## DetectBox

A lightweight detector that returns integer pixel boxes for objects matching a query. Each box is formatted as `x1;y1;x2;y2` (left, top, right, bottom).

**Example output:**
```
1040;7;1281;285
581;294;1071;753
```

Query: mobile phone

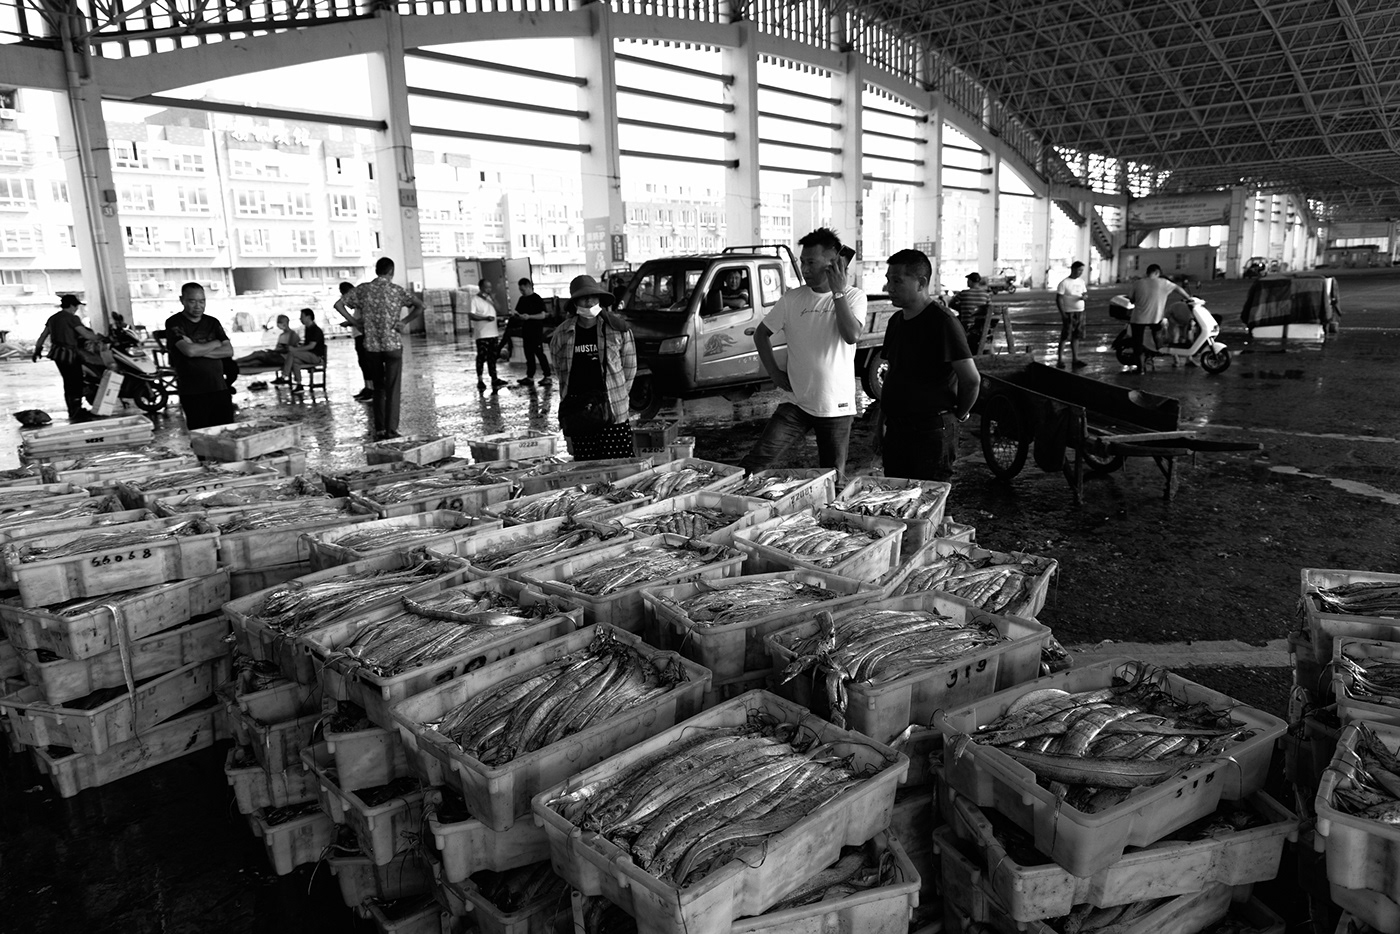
838;245;856;262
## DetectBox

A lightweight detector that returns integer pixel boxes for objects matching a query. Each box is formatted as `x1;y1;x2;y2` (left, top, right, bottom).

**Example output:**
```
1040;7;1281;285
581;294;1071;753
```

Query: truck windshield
620;262;708;313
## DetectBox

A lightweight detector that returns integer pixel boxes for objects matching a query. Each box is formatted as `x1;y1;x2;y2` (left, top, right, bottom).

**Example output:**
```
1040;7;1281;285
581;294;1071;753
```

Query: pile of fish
365;470;513;505
470;522;627;572
547;718;866;886
1331;723;1400;822
429;628;689;765
1312;580;1400;619
369;435;445;452
44;449;183;473
469;862;568;912
211;421;292;440
214;501;349;533
326;589;560;678
0;464;44;482
555;541;732;596
329;524;455;553
831;482;945;521
495;484;647;525
128;467;256;493
962;664;1256;812
746;513;882;569
249;555;462;635
0;498;123;528
886;550;1055;616
619;506;735;539
155;477;324;512
326;462;429;488
659;577;848;628
778;608;1005;725
7;517;214;563
623;466;730;500
1337;649;1400;708
731;474;819;501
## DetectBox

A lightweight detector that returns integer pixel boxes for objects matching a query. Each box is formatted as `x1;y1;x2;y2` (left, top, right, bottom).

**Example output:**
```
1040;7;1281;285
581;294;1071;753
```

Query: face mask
576;305;600;320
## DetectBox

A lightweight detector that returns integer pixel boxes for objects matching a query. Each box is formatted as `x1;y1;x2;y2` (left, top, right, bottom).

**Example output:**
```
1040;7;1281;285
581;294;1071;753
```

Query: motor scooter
1108;294;1232;373
80;327;173;414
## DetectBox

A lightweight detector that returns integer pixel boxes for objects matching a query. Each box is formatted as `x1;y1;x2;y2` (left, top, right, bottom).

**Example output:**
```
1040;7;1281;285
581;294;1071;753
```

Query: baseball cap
59;294;84;309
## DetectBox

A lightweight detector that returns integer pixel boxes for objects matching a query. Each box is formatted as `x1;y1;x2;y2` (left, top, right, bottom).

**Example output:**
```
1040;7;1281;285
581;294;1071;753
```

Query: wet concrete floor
1;273;1397;932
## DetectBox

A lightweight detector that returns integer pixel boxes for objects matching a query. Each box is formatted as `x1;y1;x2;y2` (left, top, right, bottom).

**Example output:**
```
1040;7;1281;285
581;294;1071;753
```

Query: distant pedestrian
31;293;101;422
164;282;236;430
470;279;506;392
1055;261;1088;368
514;277;552;385
334;280;374;401
282;308;325;394
877;250;980;481
549;275;636;459
739;227;865;484
341;257;426;439
952;273;993;351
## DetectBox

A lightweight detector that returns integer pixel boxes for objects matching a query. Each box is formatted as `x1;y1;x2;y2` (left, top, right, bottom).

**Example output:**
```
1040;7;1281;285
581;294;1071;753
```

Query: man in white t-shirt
471;278;506;392
1055;261;1089;369
739;227;867;483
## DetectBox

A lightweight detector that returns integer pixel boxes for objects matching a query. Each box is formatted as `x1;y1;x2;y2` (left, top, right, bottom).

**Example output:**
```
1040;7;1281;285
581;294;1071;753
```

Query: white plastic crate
1315;721;1400;932
606;490;775;547
247;805;336;876
730;507;904;582
304;511;500;571
304;742;427;866
1334;638;1400;727
424;788;552;884
1301;568;1400;662
831;475;951;553
878;538;1058;621
224;745;319;814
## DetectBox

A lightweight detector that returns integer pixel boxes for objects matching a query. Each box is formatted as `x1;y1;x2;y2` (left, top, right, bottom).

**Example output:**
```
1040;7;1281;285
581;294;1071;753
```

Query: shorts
1059;311;1085;340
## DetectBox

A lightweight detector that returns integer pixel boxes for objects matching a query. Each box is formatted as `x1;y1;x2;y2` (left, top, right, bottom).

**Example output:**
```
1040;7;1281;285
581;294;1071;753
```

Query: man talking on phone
740;227;866;484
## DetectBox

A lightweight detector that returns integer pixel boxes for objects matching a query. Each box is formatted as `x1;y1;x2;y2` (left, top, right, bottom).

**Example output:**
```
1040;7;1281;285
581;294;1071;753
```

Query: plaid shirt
345;276;414;352
549;315;637;423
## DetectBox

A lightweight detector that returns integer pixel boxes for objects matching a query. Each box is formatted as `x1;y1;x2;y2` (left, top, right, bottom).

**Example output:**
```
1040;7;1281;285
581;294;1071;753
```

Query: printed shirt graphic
346;277;413;352
760;285;865;417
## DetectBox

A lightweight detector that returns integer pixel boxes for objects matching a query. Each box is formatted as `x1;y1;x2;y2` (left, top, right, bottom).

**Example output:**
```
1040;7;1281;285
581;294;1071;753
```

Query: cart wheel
1200;347;1231;373
980;396;1028;481
1082;451;1125;473
861;352;887;400
134;382;168;414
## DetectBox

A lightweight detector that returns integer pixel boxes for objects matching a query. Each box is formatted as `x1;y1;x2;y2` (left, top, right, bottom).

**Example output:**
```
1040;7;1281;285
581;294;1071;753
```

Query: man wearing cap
341;257;426;439
32;294;102;422
549;275;637;459
164;282;236;430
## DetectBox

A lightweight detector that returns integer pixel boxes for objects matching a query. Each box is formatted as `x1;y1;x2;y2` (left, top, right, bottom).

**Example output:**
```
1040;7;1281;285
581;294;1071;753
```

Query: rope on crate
103;601;149;756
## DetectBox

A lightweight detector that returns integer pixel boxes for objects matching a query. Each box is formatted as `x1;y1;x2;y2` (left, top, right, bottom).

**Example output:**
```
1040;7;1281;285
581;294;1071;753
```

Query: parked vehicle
1243;256;1270;278
82;324;172;413
982;267;1019;295
1107;294;1232;373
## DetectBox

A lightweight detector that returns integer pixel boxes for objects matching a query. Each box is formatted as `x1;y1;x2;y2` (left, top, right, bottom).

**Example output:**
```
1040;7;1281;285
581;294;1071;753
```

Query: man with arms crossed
164;282;235;430
877;249;980;481
739;227;865;484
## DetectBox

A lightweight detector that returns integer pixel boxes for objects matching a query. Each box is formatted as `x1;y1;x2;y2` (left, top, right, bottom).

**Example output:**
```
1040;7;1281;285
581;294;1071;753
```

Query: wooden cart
976;362;1260;504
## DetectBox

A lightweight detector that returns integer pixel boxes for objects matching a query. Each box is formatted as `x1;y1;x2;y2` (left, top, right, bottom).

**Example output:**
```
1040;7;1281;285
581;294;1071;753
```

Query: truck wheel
861;353;888;401
1005;284;1017;294
629;375;663;420
980;396;1028;481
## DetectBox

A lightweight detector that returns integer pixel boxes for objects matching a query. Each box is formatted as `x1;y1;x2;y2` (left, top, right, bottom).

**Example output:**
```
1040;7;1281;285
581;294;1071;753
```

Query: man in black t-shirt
164;282;235;430
877;249;981;481
282;308;326;393
513;277;552;385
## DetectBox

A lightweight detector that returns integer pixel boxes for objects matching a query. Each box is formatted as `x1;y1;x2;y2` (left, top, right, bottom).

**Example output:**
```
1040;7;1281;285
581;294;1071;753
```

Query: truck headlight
658;336;689;354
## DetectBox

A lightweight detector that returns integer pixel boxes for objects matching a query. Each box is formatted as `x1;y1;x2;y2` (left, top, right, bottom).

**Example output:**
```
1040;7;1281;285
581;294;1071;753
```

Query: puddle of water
1269;465;1400;505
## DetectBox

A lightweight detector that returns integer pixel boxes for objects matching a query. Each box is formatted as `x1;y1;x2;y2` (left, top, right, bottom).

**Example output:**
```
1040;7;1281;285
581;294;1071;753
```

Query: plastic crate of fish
303;742;427;865
530;689;909;934
936;826;1246;934
831;475;952;553
41;453;199;487
878;538;1058;621
227;669;323;724
1;655;226;755
764;592;1051;744
228;560;313;600
330;851;436;917
730;507;905;583
0;570;229;660
3;515;222;608
322;462;442;498
1301;568;1400;662
305;511;501;571
224;700;321;773
0;482;90;515
189;420;304;462
483;485;653;529
521;534;746;631
225;745;320;814
366;434;458;467
247;804;337;875
433;860;572;934
320;716;416;792
467;430;564;464
641;569;875;682
16;615;229;704
610;457;748;500
351;474;515;520
0;640;18;680
932;658;1288;878
1334;638;1400;727
605;490;775;548
425;789;554;883
518;457;655;497
366;896;454;934
0;502;148;546
454;517;634;583
31;701;224;799
701;669;773;710
209;499;378;571
1313;720;1400;932
945;787;1297;922
391;623;710;832
727;468;837;515
115;468;283;511
213;448;308;479
298;578;582;729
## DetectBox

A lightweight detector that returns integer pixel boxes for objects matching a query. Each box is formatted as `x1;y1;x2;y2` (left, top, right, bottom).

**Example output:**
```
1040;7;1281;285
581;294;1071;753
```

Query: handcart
976;362;1260;504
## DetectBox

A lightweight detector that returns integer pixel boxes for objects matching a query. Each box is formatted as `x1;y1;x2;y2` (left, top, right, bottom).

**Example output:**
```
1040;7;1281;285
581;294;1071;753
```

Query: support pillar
576;3;625;275
830;53;864;274
1076;200;1095;280
911;99;943;291
1226;186;1249;278
1029;192;1052;289
722;20;760;246
367;11;423;288
976;152;998;278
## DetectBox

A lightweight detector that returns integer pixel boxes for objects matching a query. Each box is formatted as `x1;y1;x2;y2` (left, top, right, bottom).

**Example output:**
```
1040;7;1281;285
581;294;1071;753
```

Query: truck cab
616;245;894;413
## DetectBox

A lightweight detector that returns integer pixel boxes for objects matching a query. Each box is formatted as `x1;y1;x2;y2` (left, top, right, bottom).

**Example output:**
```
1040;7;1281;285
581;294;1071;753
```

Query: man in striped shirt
952;273;993;351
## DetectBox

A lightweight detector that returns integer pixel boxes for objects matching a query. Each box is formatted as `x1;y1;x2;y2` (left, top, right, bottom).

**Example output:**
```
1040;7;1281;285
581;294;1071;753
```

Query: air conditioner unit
21;283;36;293
0;109;16;120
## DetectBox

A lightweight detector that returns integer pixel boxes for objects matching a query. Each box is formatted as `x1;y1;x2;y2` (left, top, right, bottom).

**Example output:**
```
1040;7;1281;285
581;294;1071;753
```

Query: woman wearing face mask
549;274;638;458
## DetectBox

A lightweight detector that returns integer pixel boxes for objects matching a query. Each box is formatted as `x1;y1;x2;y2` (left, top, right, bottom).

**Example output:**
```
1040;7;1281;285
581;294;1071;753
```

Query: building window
177;153;205;174
124;225;159;253
0;143;23;166
0;226;38;254
235;190;268;216
50;181;69;203
56;225;76;248
0;269;25;284
454;231;469;253
183;227;215;252
119;184;156;212
366;197;380;219
330;193;357;219
288;192;314;217
178;187;211;213
421;231;443;254
292;229;317;253
0;177;35;209
240;228;271;254
112;141;147;169
332;229;360;255
373;231;381;250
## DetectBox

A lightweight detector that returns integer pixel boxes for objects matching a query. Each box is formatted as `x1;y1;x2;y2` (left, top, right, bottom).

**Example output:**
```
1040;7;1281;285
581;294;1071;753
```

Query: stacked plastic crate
0;477;232;798
188;418;307;480
1303;569;1400;934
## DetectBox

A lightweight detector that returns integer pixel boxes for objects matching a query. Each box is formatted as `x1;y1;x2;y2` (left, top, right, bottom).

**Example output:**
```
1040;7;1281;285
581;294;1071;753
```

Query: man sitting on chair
235;314;298;369
281;308;325;395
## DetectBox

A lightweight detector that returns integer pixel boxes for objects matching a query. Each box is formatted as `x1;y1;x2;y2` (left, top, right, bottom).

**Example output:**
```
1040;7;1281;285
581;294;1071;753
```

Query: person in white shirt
1055;261;1089;369
739;227;866;483
471;278;506;392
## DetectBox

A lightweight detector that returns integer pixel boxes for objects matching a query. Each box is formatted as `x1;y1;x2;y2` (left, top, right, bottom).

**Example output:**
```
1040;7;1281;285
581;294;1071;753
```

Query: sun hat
568;275;614;304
